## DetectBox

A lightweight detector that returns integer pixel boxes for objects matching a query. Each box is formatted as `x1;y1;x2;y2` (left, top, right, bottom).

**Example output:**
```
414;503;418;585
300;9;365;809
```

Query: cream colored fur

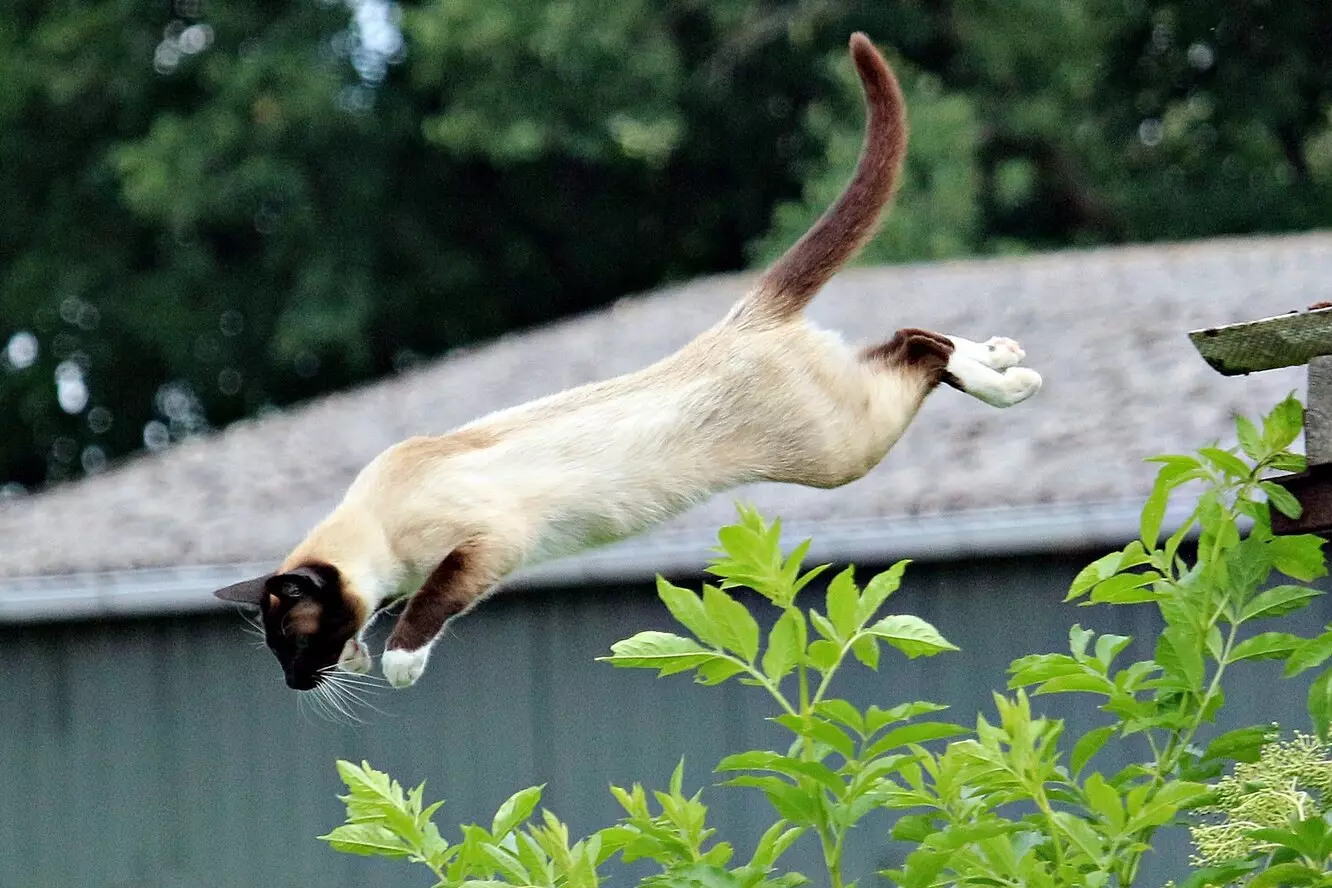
232;33;1044;690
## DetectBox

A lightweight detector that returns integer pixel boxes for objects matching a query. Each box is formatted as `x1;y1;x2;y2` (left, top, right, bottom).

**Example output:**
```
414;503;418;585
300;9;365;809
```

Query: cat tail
729;33;908;328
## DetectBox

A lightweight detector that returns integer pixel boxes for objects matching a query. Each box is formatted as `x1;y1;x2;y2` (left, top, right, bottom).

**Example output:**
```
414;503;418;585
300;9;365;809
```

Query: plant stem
1117;622;1239;885
816;824;845;888
738;658;797;717
811;630;866;706
1031;783;1066;872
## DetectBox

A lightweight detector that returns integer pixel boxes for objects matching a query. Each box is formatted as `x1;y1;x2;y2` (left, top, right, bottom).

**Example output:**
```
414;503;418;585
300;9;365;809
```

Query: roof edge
0;498;1176;624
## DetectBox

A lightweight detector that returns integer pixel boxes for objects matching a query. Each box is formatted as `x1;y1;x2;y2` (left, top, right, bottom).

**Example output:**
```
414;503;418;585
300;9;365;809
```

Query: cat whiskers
237;609;268;649
313;665;388;722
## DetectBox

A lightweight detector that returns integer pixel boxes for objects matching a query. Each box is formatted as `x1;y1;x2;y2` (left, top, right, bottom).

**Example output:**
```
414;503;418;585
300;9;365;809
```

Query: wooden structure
1190;306;1332;535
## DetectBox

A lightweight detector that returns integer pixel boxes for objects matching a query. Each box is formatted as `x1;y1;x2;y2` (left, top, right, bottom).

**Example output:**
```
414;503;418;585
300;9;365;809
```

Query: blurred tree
763;0;1332;260
1;0;1329;493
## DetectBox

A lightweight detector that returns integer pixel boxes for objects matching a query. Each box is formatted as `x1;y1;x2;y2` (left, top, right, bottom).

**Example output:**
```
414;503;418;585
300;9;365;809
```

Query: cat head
213;564;363;690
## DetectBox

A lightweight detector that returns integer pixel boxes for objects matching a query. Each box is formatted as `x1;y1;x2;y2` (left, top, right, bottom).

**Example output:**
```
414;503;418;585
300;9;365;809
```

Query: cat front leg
338;637;374;674
381;539;504;688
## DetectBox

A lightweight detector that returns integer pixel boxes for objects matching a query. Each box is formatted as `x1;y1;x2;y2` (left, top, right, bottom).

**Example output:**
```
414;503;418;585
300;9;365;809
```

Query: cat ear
212;574;272;606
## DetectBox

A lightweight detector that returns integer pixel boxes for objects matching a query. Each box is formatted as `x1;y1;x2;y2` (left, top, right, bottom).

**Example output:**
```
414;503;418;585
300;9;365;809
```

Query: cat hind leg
944;335;1041;407
860;328;1041;408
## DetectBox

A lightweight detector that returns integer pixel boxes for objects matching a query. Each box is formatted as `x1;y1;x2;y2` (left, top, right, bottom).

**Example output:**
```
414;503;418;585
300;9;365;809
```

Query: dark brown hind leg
860;327;958;388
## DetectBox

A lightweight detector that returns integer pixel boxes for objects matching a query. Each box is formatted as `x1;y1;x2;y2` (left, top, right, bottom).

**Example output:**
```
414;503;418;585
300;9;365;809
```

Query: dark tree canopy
1;0;1329;491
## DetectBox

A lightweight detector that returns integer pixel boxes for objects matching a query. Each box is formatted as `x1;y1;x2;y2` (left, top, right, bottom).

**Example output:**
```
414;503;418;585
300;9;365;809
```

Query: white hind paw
981;337;1025;369
382;647;429;688
948;335;1026;370
993;367;1042;406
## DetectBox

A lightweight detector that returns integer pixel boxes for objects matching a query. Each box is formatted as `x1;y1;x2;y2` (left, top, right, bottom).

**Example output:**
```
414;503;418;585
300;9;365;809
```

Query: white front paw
382;647;429;688
997;367;1042;406
338;638;373;675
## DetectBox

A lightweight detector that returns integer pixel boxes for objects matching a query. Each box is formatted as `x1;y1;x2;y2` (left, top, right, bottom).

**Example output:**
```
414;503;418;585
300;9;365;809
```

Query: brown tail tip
733;31;907;327
848;32;893;105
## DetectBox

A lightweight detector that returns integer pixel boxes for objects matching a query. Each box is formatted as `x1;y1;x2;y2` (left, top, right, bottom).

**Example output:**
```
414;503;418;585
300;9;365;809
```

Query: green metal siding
2;553;1327;887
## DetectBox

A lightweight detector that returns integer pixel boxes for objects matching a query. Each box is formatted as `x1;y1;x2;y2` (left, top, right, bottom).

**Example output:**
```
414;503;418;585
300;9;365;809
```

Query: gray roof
2;232;1328;620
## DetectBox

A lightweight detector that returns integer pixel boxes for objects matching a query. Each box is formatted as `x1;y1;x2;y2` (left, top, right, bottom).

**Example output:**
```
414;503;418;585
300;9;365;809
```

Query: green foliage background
2;0;1330;488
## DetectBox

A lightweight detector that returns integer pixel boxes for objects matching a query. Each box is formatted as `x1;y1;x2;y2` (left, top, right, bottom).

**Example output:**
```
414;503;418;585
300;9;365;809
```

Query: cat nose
285;671;317;690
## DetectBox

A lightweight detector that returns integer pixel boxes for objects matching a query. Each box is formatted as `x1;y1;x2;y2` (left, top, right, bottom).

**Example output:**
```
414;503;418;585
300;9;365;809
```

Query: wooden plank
1189;306;1332;375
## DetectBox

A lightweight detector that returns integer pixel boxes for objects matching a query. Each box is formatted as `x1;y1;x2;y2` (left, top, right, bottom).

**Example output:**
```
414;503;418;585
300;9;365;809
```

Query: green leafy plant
321;394;1332;888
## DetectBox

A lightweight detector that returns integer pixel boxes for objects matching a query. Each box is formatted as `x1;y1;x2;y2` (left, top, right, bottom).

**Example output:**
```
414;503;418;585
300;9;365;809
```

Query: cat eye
275;581;303;601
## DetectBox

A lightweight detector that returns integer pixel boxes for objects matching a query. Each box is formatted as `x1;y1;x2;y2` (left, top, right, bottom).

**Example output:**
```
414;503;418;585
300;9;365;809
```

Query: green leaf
851;634;880;670
1140;474;1169;548
1228;632;1304;663
1235;414;1263;460
793;564;832;596
1051;811;1104;864
814;699;865;735
716;524;769;571
716;751;843;794
1286;629;1332;676
748;822;806;871
1202;725;1278;763
826;566;859;638
1089;572;1163;604
1126;781;1210;831
492;786;543;838
1178;862;1261;888
1263;396;1305;451
1239;585;1323;621
727;776;821;826
865;615;958;658
702;585;760;662
1269;535;1327;581
1248;862;1324;888
1066;551;1128;601
1008;652;1083;688
601;631;724;675
1262;480;1303;519
858;561;909;624
762;609;805;682
865;702;949;735
773;714;857;760
889;813;939;843
863;722;967;758
1158;625;1205;689
657;578;721;647
1094;633;1133;668
695;658;748;685
480;843;532;882
1070;726;1115;776
1032;672;1115;695
1082;772;1125;831
1268;452;1309;473
317;823;413;858
1070;624;1095;659
1200;446;1253;479
806;639;841;672
1308;666;1332;738
808;610;838;643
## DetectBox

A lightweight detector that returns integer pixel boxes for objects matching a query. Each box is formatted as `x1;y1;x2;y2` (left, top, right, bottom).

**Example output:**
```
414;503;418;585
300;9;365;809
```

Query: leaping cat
214;33;1042;691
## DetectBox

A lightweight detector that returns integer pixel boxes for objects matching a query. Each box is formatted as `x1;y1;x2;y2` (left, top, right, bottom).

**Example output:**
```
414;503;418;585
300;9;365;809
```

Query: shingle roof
1;232;1326;596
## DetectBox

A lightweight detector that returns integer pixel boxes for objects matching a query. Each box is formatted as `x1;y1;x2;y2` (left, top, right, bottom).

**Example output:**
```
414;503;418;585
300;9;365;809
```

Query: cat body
215;33;1042;691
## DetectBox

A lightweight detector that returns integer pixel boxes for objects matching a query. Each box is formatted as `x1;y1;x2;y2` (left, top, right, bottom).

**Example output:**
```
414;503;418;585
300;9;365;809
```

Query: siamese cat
214;33;1042;691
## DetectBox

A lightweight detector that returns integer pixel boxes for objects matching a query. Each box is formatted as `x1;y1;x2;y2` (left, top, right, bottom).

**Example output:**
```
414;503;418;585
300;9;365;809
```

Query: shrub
320;394;1332;887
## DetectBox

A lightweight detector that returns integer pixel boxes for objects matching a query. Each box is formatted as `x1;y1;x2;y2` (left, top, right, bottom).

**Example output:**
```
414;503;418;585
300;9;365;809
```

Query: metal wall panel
2;552;1328;887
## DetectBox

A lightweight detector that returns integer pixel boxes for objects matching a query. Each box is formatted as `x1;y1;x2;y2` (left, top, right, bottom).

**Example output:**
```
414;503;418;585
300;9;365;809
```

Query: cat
214;32;1042;691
